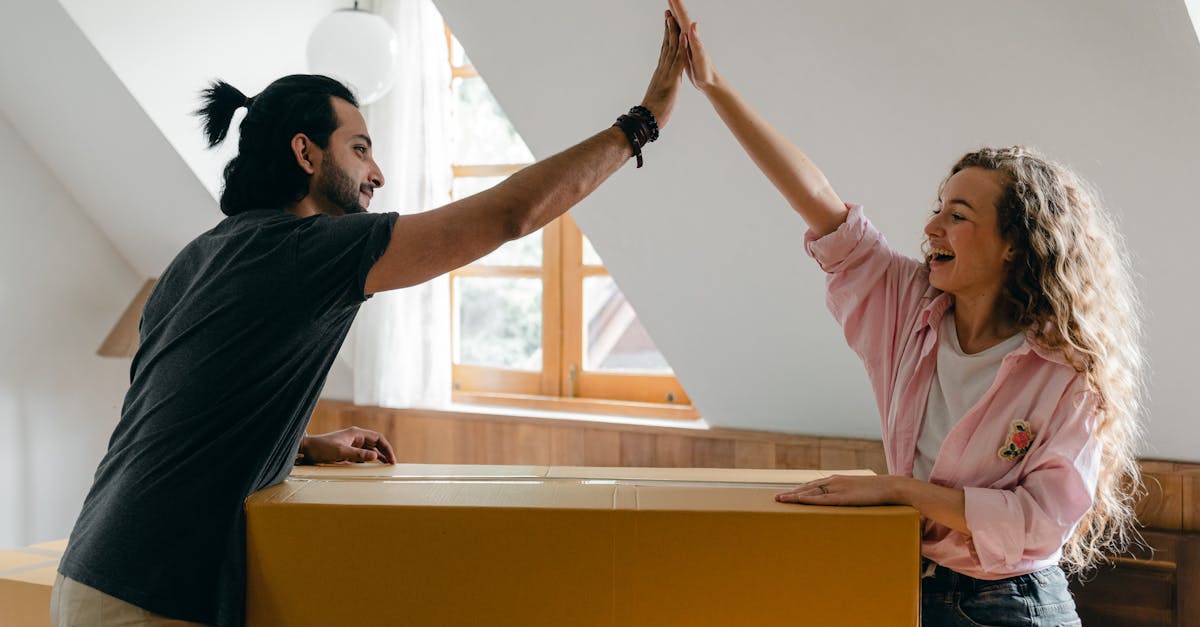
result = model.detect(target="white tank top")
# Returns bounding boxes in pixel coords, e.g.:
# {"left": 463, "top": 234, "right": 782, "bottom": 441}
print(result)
{"left": 913, "top": 314, "right": 1025, "bottom": 481}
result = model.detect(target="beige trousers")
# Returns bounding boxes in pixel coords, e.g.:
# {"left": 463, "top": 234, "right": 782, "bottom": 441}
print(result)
{"left": 50, "top": 574, "right": 211, "bottom": 626}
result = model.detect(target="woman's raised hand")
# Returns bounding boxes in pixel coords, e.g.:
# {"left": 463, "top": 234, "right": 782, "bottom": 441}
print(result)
{"left": 666, "top": 0, "right": 847, "bottom": 236}
{"left": 668, "top": 0, "right": 719, "bottom": 92}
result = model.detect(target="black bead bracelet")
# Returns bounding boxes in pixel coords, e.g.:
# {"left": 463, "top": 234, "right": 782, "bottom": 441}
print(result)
{"left": 612, "top": 106, "right": 660, "bottom": 168}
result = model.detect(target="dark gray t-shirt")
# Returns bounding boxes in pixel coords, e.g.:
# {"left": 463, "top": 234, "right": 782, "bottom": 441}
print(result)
{"left": 59, "top": 209, "right": 397, "bottom": 625}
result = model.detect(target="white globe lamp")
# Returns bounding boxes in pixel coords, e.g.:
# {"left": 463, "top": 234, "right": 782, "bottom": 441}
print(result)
{"left": 307, "top": 3, "right": 401, "bottom": 105}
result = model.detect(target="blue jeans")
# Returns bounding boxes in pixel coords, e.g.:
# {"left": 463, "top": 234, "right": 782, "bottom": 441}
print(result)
{"left": 921, "top": 560, "right": 1081, "bottom": 626}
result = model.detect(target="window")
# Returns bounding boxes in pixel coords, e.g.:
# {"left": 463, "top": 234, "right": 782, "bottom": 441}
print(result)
{"left": 444, "top": 26, "right": 695, "bottom": 420}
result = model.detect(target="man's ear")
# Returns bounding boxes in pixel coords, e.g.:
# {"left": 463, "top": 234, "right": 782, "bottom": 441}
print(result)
{"left": 291, "top": 134, "right": 317, "bottom": 175}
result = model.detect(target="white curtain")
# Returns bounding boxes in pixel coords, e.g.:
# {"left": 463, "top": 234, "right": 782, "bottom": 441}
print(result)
{"left": 343, "top": 0, "right": 453, "bottom": 409}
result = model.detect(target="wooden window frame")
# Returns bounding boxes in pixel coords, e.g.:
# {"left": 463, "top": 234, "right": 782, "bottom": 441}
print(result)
{"left": 444, "top": 25, "right": 696, "bottom": 421}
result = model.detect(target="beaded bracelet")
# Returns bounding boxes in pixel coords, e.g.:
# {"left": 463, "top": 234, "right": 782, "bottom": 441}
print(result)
{"left": 612, "top": 105, "right": 660, "bottom": 168}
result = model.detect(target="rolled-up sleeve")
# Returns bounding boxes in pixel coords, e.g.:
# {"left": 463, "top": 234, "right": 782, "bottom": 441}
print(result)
{"left": 804, "top": 205, "right": 929, "bottom": 386}
{"left": 962, "top": 381, "right": 1101, "bottom": 573}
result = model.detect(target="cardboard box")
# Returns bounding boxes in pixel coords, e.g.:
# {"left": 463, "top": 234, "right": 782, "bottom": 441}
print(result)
{"left": 248, "top": 464, "right": 919, "bottom": 626}
{"left": 0, "top": 539, "right": 65, "bottom": 627}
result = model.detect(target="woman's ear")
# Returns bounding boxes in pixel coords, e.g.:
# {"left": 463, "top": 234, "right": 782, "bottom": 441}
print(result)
{"left": 1003, "top": 243, "right": 1017, "bottom": 263}
{"left": 291, "top": 133, "right": 317, "bottom": 175}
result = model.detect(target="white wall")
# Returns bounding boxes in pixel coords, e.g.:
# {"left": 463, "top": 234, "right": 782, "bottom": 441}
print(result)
{"left": 435, "top": 0, "right": 1200, "bottom": 461}
{"left": 58, "top": 0, "right": 350, "bottom": 202}
{"left": 0, "top": 110, "right": 139, "bottom": 548}
{"left": 0, "top": 0, "right": 218, "bottom": 279}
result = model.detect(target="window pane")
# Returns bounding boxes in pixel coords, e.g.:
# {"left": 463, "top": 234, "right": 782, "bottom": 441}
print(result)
{"left": 476, "top": 233, "right": 541, "bottom": 267}
{"left": 455, "top": 276, "right": 542, "bottom": 370}
{"left": 452, "top": 175, "right": 505, "bottom": 199}
{"left": 452, "top": 76, "right": 535, "bottom": 165}
{"left": 472, "top": 231, "right": 540, "bottom": 265}
{"left": 449, "top": 33, "right": 468, "bottom": 67}
{"left": 453, "top": 176, "right": 542, "bottom": 267}
{"left": 581, "top": 234, "right": 603, "bottom": 266}
{"left": 582, "top": 276, "right": 672, "bottom": 374}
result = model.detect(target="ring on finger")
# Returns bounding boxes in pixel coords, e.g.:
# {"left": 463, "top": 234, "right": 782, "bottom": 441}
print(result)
{"left": 818, "top": 484, "right": 830, "bottom": 495}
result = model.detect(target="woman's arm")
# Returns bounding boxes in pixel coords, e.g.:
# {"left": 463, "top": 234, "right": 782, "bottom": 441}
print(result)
{"left": 668, "top": 0, "right": 847, "bottom": 237}
{"left": 777, "top": 381, "right": 1102, "bottom": 568}
{"left": 775, "top": 475, "right": 969, "bottom": 534}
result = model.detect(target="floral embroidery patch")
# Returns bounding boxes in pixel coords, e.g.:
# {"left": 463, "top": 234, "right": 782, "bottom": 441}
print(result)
{"left": 998, "top": 419, "right": 1036, "bottom": 461}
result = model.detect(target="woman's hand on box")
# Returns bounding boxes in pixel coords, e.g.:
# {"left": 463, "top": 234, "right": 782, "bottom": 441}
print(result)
{"left": 775, "top": 474, "right": 901, "bottom": 506}
{"left": 777, "top": 475, "right": 970, "bottom": 535}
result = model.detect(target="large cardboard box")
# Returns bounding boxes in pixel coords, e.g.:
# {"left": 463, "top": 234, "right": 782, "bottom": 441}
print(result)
{"left": 0, "top": 539, "right": 65, "bottom": 627}
{"left": 247, "top": 464, "right": 920, "bottom": 626}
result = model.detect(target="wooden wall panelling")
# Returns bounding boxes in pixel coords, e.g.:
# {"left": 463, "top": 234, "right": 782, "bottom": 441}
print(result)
{"left": 582, "top": 428, "right": 624, "bottom": 467}
{"left": 474, "top": 421, "right": 513, "bottom": 465}
{"left": 774, "top": 442, "right": 822, "bottom": 470}
{"left": 618, "top": 432, "right": 658, "bottom": 467}
{"left": 1073, "top": 561, "right": 1174, "bottom": 626}
{"left": 652, "top": 434, "right": 694, "bottom": 468}
{"left": 1071, "top": 529, "right": 1200, "bottom": 627}
{"left": 818, "top": 439, "right": 888, "bottom": 475}
{"left": 1138, "top": 461, "right": 1185, "bottom": 532}
{"left": 545, "top": 427, "right": 582, "bottom": 465}
{"left": 308, "top": 402, "right": 1198, "bottom": 520}
{"left": 512, "top": 423, "right": 552, "bottom": 466}
{"left": 1178, "top": 531, "right": 1200, "bottom": 626}
{"left": 690, "top": 438, "right": 735, "bottom": 469}
{"left": 1181, "top": 467, "right": 1200, "bottom": 533}
{"left": 452, "top": 418, "right": 485, "bottom": 463}
{"left": 545, "top": 427, "right": 621, "bottom": 467}
{"left": 426, "top": 415, "right": 463, "bottom": 463}
{"left": 734, "top": 440, "right": 776, "bottom": 469}
{"left": 386, "top": 414, "right": 425, "bottom": 462}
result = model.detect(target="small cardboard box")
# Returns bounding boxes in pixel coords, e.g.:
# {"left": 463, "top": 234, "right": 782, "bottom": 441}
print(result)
{"left": 0, "top": 539, "right": 66, "bottom": 627}
{"left": 247, "top": 464, "right": 919, "bottom": 626}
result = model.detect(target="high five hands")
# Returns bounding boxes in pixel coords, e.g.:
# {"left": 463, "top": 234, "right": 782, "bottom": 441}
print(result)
{"left": 667, "top": 0, "right": 719, "bottom": 92}
{"left": 640, "top": 8, "right": 688, "bottom": 128}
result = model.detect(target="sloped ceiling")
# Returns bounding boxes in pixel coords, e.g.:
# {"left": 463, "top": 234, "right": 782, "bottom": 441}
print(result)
{"left": 55, "top": 0, "right": 346, "bottom": 203}
{"left": 0, "top": 0, "right": 217, "bottom": 277}
{"left": 0, "top": 0, "right": 346, "bottom": 277}
{"left": 434, "top": 0, "right": 1200, "bottom": 460}
{"left": 3, "top": 1, "right": 1198, "bottom": 460}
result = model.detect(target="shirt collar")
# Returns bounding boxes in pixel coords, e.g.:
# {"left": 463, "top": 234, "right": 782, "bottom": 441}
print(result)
{"left": 916, "top": 292, "right": 1075, "bottom": 369}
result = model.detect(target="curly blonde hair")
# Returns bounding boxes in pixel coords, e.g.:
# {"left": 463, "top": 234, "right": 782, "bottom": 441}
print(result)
{"left": 944, "top": 146, "right": 1146, "bottom": 575}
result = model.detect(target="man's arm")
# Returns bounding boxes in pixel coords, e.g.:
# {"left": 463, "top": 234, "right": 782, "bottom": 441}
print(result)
{"left": 365, "top": 128, "right": 631, "bottom": 294}
{"left": 364, "top": 11, "right": 686, "bottom": 295}
{"left": 298, "top": 427, "right": 398, "bottom": 465}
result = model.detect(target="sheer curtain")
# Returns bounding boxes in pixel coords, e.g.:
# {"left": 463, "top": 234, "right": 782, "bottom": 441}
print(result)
{"left": 344, "top": 0, "right": 453, "bottom": 409}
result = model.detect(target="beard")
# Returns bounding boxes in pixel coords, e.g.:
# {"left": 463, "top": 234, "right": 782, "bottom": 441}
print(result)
{"left": 315, "top": 153, "right": 367, "bottom": 215}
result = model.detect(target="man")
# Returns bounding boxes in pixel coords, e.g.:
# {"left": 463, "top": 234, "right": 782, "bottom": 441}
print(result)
{"left": 52, "top": 11, "right": 686, "bottom": 627}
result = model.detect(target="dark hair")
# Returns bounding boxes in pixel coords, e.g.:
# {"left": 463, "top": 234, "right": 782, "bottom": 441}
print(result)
{"left": 194, "top": 75, "right": 358, "bottom": 215}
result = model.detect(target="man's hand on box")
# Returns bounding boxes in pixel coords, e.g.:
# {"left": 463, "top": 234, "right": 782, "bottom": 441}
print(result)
{"left": 299, "top": 427, "right": 397, "bottom": 465}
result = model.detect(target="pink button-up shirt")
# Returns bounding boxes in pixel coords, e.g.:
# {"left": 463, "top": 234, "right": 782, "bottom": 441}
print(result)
{"left": 805, "top": 205, "right": 1101, "bottom": 579}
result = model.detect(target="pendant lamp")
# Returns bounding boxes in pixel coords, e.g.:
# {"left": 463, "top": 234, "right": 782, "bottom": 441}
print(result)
{"left": 307, "top": 2, "right": 401, "bottom": 105}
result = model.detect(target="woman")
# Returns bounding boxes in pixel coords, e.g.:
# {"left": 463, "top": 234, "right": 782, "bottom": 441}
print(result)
{"left": 665, "top": 1, "right": 1145, "bottom": 624}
